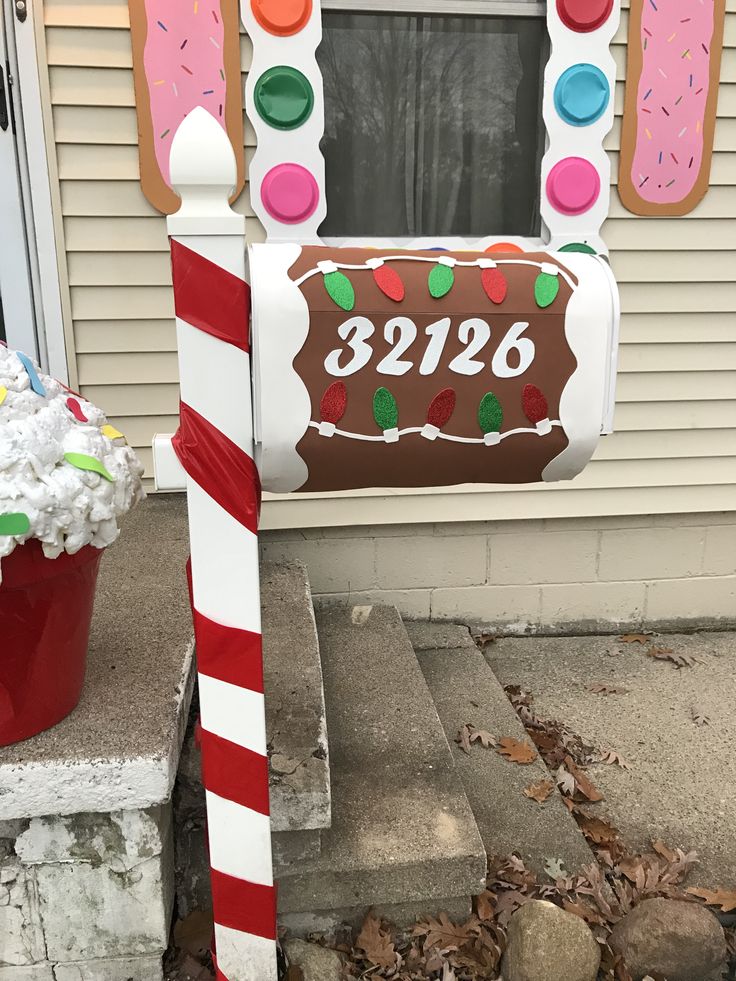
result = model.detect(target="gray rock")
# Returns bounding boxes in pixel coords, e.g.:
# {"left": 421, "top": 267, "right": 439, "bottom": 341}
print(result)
{"left": 283, "top": 939, "right": 342, "bottom": 981}
{"left": 609, "top": 897, "right": 727, "bottom": 981}
{"left": 501, "top": 900, "right": 601, "bottom": 981}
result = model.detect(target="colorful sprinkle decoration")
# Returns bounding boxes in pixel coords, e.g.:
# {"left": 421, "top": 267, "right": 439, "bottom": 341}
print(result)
{"left": 101, "top": 424, "right": 125, "bottom": 441}
{"left": 0, "top": 512, "right": 31, "bottom": 536}
{"left": 16, "top": 351, "right": 46, "bottom": 396}
{"left": 67, "top": 397, "right": 88, "bottom": 422}
{"left": 0, "top": 386, "right": 7, "bottom": 406}
{"left": 64, "top": 452, "right": 115, "bottom": 482}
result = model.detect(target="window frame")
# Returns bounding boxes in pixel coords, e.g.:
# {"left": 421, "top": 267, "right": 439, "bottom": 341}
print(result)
{"left": 242, "top": 0, "right": 619, "bottom": 253}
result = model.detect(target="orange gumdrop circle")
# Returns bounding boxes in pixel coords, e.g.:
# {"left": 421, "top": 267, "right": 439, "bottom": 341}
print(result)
{"left": 485, "top": 242, "right": 525, "bottom": 254}
{"left": 251, "top": 0, "right": 312, "bottom": 36}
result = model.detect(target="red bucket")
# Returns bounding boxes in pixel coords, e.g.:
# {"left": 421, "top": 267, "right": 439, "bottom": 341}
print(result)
{"left": 0, "top": 539, "right": 102, "bottom": 746}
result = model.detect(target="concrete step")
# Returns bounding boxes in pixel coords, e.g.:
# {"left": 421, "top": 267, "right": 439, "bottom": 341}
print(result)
{"left": 262, "top": 561, "right": 330, "bottom": 835}
{"left": 408, "top": 622, "right": 595, "bottom": 878}
{"left": 277, "top": 603, "right": 487, "bottom": 936}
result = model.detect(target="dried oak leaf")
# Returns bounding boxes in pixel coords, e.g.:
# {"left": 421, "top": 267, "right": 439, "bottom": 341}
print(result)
{"left": 565, "top": 756, "right": 604, "bottom": 802}
{"left": 691, "top": 706, "right": 710, "bottom": 726}
{"left": 413, "top": 913, "right": 480, "bottom": 953}
{"left": 455, "top": 724, "right": 496, "bottom": 754}
{"left": 588, "top": 683, "right": 629, "bottom": 695}
{"left": 473, "top": 629, "right": 496, "bottom": 650}
{"left": 355, "top": 913, "right": 398, "bottom": 969}
{"left": 285, "top": 966, "right": 304, "bottom": 981}
{"left": 646, "top": 647, "right": 699, "bottom": 668}
{"left": 474, "top": 890, "right": 494, "bottom": 922}
{"left": 523, "top": 778, "right": 554, "bottom": 804}
{"left": 496, "top": 737, "right": 537, "bottom": 765}
{"left": 620, "top": 633, "right": 653, "bottom": 644}
{"left": 556, "top": 765, "right": 576, "bottom": 797}
{"left": 686, "top": 887, "right": 736, "bottom": 912}
{"left": 596, "top": 749, "right": 631, "bottom": 770}
{"left": 544, "top": 857, "right": 569, "bottom": 880}
{"left": 578, "top": 812, "right": 619, "bottom": 846}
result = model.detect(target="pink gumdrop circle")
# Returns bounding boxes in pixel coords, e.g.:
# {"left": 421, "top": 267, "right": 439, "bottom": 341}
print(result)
{"left": 546, "top": 157, "right": 601, "bottom": 216}
{"left": 261, "top": 163, "right": 319, "bottom": 224}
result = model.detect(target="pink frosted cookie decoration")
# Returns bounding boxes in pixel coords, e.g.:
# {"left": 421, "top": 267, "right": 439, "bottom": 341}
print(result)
{"left": 619, "top": 0, "right": 726, "bottom": 216}
{"left": 128, "top": 0, "right": 245, "bottom": 213}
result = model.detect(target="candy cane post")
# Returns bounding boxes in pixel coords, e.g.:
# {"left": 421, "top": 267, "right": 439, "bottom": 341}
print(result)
{"left": 160, "top": 106, "right": 278, "bottom": 981}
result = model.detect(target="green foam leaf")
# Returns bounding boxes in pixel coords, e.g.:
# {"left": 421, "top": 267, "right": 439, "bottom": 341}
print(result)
{"left": 0, "top": 512, "right": 31, "bottom": 536}
{"left": 428, "top": 263, "right": 454, "bottom": 299}
{"left": 64, "top": 452, "right": 115, "bottom": 482}
{"left": 534, "top": 271, "right": 560, "bottom": 309}
{"left": 373, "top": 387, "right": 398, "bottom": 431}
{"left": 323, "top": 270, "right": 355, "bottom": 311}
{"left": 478, "top": 393, "right": 503, "bottom": 434}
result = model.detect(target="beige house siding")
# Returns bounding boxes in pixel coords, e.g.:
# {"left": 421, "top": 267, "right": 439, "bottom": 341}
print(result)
{"left": 42, "top": 0, "right": 736, "bottom": 527}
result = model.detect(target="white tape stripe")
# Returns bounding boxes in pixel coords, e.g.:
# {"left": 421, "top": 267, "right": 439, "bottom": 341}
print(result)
{"left": 186, "top": 481, "right": 261, "bottom": 632}
{"left": 206, "top": 790, "right": 274, "bottom": 886}
{"left": 215, "top": 924, "right": 278, "bottom": 981}
{"left": 198, "top": 673, "right": 266, "bottom": 755}
{"left": 177, "top": 318, "right": 254, "bottom": 453}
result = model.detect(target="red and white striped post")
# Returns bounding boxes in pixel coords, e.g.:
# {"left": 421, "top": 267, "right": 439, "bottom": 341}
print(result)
{"left": 166, "top": 107, "right": 277, "bottom": 981}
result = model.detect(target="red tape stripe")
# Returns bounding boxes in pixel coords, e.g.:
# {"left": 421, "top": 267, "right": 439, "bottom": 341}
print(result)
{"left": 173, "top": 401, "right": 260, "bottom": 535}
{"left": 192, "top": 604, "right": 264, "bottom": 693}
{"left": 200, "top": 728, "right": 270, "bottom": 816}
{"left": 170, "top": 239, "right": 250, "bottom": 352}
{"left": 211, "top": 869, "right": 277, "bottom": 942}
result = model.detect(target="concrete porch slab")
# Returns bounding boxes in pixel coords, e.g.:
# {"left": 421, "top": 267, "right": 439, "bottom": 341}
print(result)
{"left": 484, "top": 632, "right": 736, "bottom": 887}
{"left": 0, "top": 495, "right": 195, "bottom": 820}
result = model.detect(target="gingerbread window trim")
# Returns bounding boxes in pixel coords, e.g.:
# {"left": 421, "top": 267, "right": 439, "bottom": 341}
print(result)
{"left": 242, "top": 0, "right": 621, "bottom": 254}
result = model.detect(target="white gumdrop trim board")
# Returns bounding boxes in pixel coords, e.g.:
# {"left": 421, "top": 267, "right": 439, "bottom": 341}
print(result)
{"left": 242, "top": 0, "right": 620, "bottom": 252}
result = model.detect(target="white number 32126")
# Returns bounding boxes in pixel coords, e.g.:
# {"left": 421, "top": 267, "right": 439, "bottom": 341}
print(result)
{"left": 324, "top": 317, "right": 534, "bottom": 380}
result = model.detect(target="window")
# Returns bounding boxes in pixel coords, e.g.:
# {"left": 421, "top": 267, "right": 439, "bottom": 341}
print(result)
{"left": 317, "top": 8, "right": 548, "bottom": 239}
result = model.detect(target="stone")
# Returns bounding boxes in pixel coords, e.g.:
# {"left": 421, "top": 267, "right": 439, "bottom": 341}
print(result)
{"left": 52, "top": 954, "right": 163, "bottom": 981}
{"left": 609, "top": 897, "right": 727, "bottom": 981}
{"left": 273, "top": 830, "right": 321, "bottom": 868}
{"left": 277, "top": 604, "right": 486, "bottom": 917}
{"left": 262, "top": 561, "right": 331, "bottom": 833}
{"left": 416, "top": 643, "right": 595, "bottom": 877}
{"left": 282, "top": 940, "right": 342, "bottom": 981}
{"left": 501, "top": 900, "right": 600, "bottom": 981}
{"left": 0, "top": 865, "right": 45, "bottom": 966}
{"left": 0, "top": 968, "right": 54, "bottom": 980}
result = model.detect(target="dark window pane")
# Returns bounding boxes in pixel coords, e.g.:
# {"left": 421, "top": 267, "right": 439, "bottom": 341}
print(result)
{"left": 317, "top": 11, "right": 547, "bottom": 239}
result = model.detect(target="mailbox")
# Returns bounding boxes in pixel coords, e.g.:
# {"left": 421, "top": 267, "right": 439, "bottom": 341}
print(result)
{"left": 250, "top": 245, "right": 619, "bottom": 495}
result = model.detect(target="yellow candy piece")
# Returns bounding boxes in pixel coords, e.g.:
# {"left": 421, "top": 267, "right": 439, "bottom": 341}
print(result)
{"left": 101, "top": 424, "right": 125, "bottom": 440}
{"left": 0, "top": 386, "right": 7, "bottom": 406}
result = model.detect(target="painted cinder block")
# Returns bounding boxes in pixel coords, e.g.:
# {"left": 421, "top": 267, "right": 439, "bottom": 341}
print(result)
{"left": 430, "top": 585, "right": 541, "bottom": 631}
{"left": 646, "top": 575, "right": 736, "bottom": 624}
{"left": 0, "top": 967, "right": 54, "bottom": 980}
{"left": 490, "top": 530, "right": 599, "bottom": 585}
{"left": 598, "top": 526, "right": 706, "bottom": 582}
{"left": 0, "top": 866, "right": 45, "bottom": 967}
{"left": 260, "top": 538, "right": 376, "bottom": 593}
{"left": 52, "top": 956, "right": 163, "bottom": 981}
{"left": 540, "top": 580, "right": 646, "bottom": 629}
{"left": 702, "top": 524, "right": 736, "bottom": 577}
{"left": 315, "top": 589, "right": 431, "bottom": 621}
{"left": 375, "top": 536, "right": 487, "bottom": 590}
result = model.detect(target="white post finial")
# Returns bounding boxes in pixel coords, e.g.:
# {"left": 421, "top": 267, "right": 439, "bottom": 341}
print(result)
{"left": 168, "top": 108, "right": 245, "bottom": 234}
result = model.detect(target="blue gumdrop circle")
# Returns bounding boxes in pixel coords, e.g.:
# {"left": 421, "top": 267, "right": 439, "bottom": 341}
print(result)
{"left": 554, "top": 64, "right": 610, "bottom": 127}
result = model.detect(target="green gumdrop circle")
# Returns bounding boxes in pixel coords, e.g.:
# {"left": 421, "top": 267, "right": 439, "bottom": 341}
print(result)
{"left": 428, "top": 263, "right": 455, "bottom": 299}
{"left": 0, "top": 512, "right": 31, "bottom": 536}
{"left": 478, "top": 393, "right": 503, "bottom": 434}
{"left": 373, "top": 387, "right": 398, "bottom": 431}
{"left": 254, "top": 66, "right": 314, "bottom": 130}
{"left": 323, "top": 271, "right": 355, "bottom": 311}
{"left": 559, "top": 242, "right": 597, "bottom": 254}
{"left": 534, "top": 272, "right": 560, "bottom": 309}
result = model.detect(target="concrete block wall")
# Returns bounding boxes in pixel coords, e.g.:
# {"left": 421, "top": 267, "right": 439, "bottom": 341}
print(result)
{"left": 261, "top": 512, "right": 736, "bottom": 633}
{"left": 0, "top": 809, "right": 173, "bottom": 981}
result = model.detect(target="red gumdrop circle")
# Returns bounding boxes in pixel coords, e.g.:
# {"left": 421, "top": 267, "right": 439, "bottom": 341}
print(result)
{"left": 557, "top": 0, "right": 613, "bottom": 33}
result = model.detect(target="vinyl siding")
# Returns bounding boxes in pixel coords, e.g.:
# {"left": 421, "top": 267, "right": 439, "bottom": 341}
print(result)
{"left": 42, "top": 0, "right": 736, "bottom": 523}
